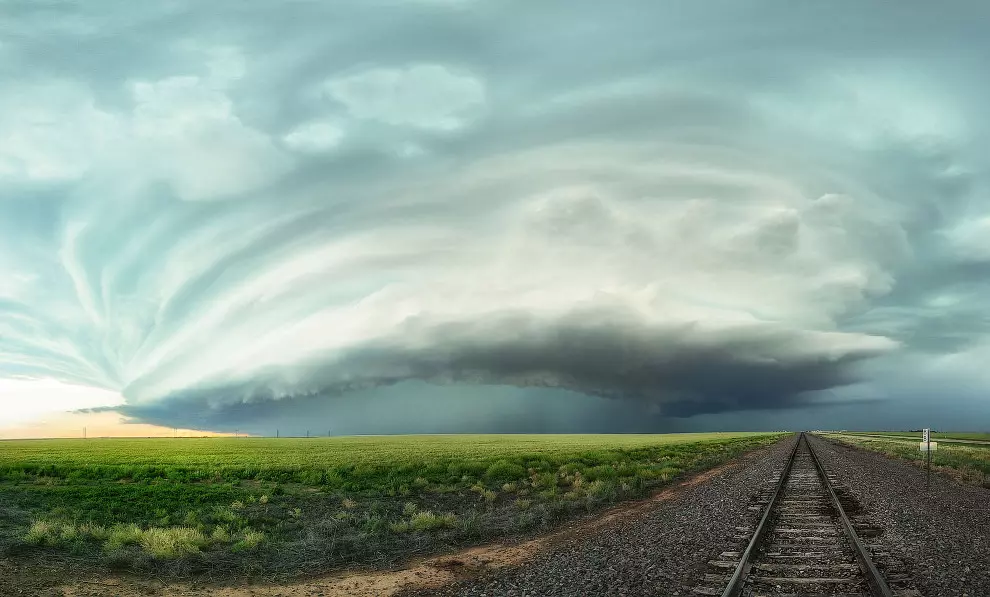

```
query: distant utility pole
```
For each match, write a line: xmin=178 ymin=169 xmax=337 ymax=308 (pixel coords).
xmin=276 ymin=429 xmax=279 ymax=438
xmin=83 ymin=427 xmax=86 ymax=439
xmin=306 ymin=430 xmax=309 ymax=438
xmin=328 ymin=429 xmax=331 ymax=438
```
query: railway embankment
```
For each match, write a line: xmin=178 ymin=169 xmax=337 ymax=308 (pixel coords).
xmin=810 ymin=434 xmax=989 ymax=596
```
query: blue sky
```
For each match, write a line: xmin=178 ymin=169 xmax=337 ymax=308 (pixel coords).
xmin=2 ymin=1 xmax=990 ymax=435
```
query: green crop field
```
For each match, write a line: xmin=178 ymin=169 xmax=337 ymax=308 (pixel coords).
xmin=820 ymin=433 xmax=990 ymax=488
xmin=0 ymin=432 xmax=783 ymax=579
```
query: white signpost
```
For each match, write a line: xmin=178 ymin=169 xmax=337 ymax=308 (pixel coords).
xmin=920 ymin=428 xmax=936 ymax=489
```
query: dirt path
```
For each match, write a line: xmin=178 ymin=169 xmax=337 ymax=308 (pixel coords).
xmin=36 ymin=453 xmax=763 ymax=597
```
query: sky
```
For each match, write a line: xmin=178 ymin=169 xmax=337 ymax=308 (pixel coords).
xmin=2 ymin=1 xmax=990 ymax=437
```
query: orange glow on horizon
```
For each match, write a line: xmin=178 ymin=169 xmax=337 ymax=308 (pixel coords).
xmin=0 ymin=411 xmax=237 ymax=440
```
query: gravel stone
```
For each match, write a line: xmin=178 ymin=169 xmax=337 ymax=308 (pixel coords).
xmin=404 ymin=437 xmax=796 ymax=597
xmin=808 ymin=434 xmax=990 ymax=596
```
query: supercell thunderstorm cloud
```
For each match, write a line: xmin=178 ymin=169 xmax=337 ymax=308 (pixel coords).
xmin=2 ymin=1 xmax=990 ymax=434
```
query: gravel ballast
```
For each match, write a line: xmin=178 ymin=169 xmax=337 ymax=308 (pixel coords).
xmin=808 ymin=434 xmax=990 ymax=596
xmin=404 ymin=436 xmax=797 ymax=597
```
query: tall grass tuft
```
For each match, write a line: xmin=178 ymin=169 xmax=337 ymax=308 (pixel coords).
xmin=139 ymin=527 xmax=208 ymax=558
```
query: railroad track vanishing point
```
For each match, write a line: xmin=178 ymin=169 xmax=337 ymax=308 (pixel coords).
xmin=693 ymin=432 xmax=920 ymax=597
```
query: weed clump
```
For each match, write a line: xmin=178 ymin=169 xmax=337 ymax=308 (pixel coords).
xmin=105 ymin=524 xmax=143 ymax=550
xmin=485 ymin=460 xmax=526 ymax=483
xmin=408 ymin=511 xmax=457 ymax=531
xmin=232 ymin=530 xmax=265 ymax=552
xmin=139 ymin=527 xmax=207 ymax=558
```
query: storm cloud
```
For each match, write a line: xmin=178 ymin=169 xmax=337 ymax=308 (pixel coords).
xmin=125 ymin=306 xmax=896 ymax=421
xmin=2 ymin=1 xmax=990 ymax=432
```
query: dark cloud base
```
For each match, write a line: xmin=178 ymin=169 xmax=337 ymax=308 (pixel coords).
xmin=109 ymin=382 xmax=870 ymax=436
xmin=115 ymin=307 xmax=892 ymax=433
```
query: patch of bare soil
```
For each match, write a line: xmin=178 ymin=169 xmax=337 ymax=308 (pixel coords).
xmin=23 ymin=455 xmax=756 ymax=597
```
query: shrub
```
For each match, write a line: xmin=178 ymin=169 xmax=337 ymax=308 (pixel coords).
xmin=211 ymin=525 xmax=232 ymax=542
xmin=485 ymin=460 xmax=526 ymax=483
xmin=657 ymin=466 xmax=681 ymax=482
xmin=105 ymin=524 xmax=143 ymax=551
xmin=458 ymin=510 xmax=483 ymax=537
xmin=79 ymin=523 xmax=109 ymax=541
xmin=515 ymin=511 xmax=537 ymax=530
xmin=533 ymin=472 xmax=557 ymax=489
xmin=231 ymin=530 xmax=265 ymax=552
xmin=409 ymin=511 xmax=457 ymax=531
xmin=25 ymin=521 xmax=55 ymax=545
xmin=299 ymin=470 xmax=324 ymax=485
xmin=58 ymin=523 xmax=80 ymax=542
xmin=362 ymin=514 xmax=387 ymax=533
xmin=585 ymin=480 xmax=617 ymax=508
xmin=139 ymin=527 xmax=207 ymax=558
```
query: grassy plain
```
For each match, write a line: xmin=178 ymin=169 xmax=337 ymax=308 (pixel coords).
xmin=0 ymin=432 xmax=783 ymax=579
xmin=841 ymin=431 xmax=990 ymax=443
xmin=821 ymin=433 xmax=990 ymax=488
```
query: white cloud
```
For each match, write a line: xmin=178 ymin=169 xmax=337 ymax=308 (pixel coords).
xmin=130 ymin=75 xmax=290 ymax=200
xmin=324 ymin=64 xmax=486 ymax=131
xmin=0 ymin=81 xmax=121 ymax=183
xmin=205 ymin=46 xmax=247 ymax=86
xmin=752 ymin=68 xmax=966 ymax=151
xmin=282 ymin=120 xmax=345 ymax=153
xmin=0 ymin=47 xmax=288 ymax=200
xmin=945 ymin=216 xmax=990 ymax=262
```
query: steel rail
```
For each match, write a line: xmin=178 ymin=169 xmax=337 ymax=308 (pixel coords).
xmin=806 ymin=434 xmax=896 ymax=597
xmin=721 ymin=433 xmax=894 ymax=597
xmin=719 ymin=433 xmax=800 ymax=597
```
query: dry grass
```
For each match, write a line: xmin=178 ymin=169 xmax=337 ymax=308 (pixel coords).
xmin=139 ymin=527 xmax=208 ymax=558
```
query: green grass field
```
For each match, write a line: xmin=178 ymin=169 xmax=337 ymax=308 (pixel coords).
xmin=0 ymin=432 xmax=784 ymax=579
xmin=841 ymin=431 xmax=990 ymax=443
xmin=821 ymin=433 xmax=990 ymax=488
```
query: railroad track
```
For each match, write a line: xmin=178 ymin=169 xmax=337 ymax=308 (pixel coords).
xmin=692 ymin=433 xmax=918 ymax=597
